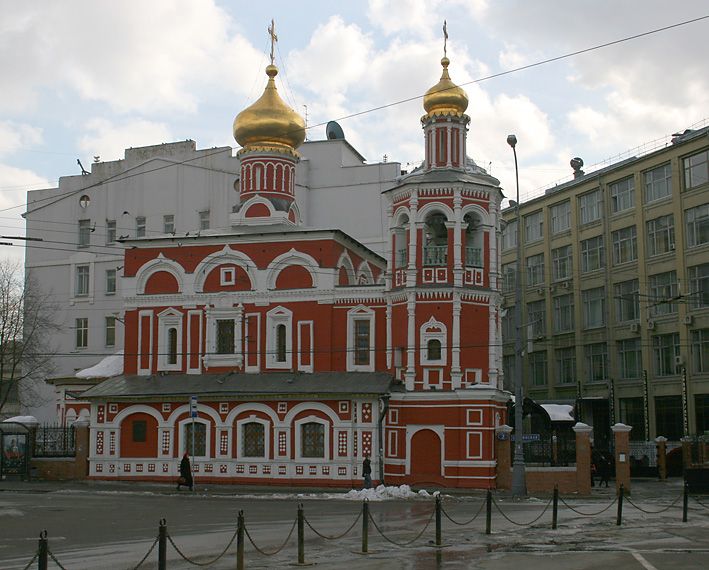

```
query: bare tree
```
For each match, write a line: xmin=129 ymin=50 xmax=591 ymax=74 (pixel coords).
xmin=0 ymin=259 xmax=58 ymax=416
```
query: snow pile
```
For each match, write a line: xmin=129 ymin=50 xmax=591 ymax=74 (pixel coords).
xmin=541 ymin=404 xmax=575 ymax=422
xmin=76 ymin=351 xmax=124 ymax=379
xmin=342 ymin=484 xmax=436 ymax=501
xmin=2 ymin=415 xmax=38 ymax=425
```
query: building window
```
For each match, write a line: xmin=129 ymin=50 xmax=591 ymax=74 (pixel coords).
xmin=501 ymin=263 xmax=517 ymax=293
xmin=555 ymin=347 xmax=576 ymax=385
xmin=354 ymin=320 xmax=370 ymax=365
xmin=529 ymin=351 xmax=547 ymax=386
xmin=75 ymin=317 xmax=88 ymax=348
xmin=524 ymin=211 xmax=543 ymax=243
xmin=132 ymin=420 xmax=147 ymax=443
xmin=611 ymin=226 xmax=637 ymax=265
xmin=427 ymin=339 xmax=442 ymax=361
xmin=610 ymin=176 xmax=635 ymax=213
xmin=644 ymin=163 xmax=672 ymax=203
xmin=684 ymin=149 xmax=709 ymax=190
xmin=552 ymin=294 xmax=574 ymax=334
xmin=220 ymin=267 xmax=236 ymax=286
xmin=619 ymin=398 xmax=646 ymax=441
xmin=691 ymin=329 xmax=709 ymax=374
xmin=614 ymin=279 xmax=639 ymax=322
xmin=685 ymin=203 xmax=709 ymax=248
xmin=649 ymin=271 xmax=678 ymax=316
xmin=688 ymin=264 xmax=709 ymax=308
xmin=78 ymin=219 xmax=91 ymax=247
xmin=216 ymin=319 xmax=235 ymax=355
xmin=158 ymin=310 xmax=182 ymax=371
xmin=163 ymin=215 xmax=175 ymax=234
xmin=75 ymin=265 xmax=89 ymax=296
xmin=578 ymin=189 xmax=602 ymax=225
xmin=585 ymin=343 xmax=608 ymax=382
xmin=266 ymin=307 xmax=292 ymax=369
xmin=580 ymin=235 xmax=604 ymax=273
xmin=502 ymin=219 xmax=517 ymax=250
xmin=696 ymin=394 xmax=709 ymax=435
xmin=502 ymin=354 xmax=515 ymax=392
xmin=655 ymin=396 xmax=683 ymax=441
xmin=501 ymin=310 xmax=515 ymax=340
xmin=301 ymin=422 xmax=325 ymax=458
xmin=652 ymin=333 xmax=681 ymax=376
xmin=551 ymin=245 xmax=572 ymax=281
xmin=525 ymin=253 xmax=544 ymax=287
xmin=199 ymin=210 xmax=210 ymax=231
xmin=276 ymin=324 xmax=287 ymax=362
xmin=582 ymin=287 xmax=605 ymax=329
xmin=184 ymin=422 xmax=207 ymax=457
xmin=136 ymin=216 xmax=146 ymax=237
xmin=106 ymin=220 xmax=116 ymax=244
xmin=106 ymin=269 xmax=116 ymax=295
xmin=167 ymin=327 xmax=178 ymax=365
xmin=550 ymin=201 xmax=570 ymax=235
xmin=646 ymin=214 xmax=675 ymax=256
xmin=527 ymin=300 xmax=546 ymax=338
xmin=423 ymin=212 xmax=448 ymax=266
xmin=617 ymin=338 xmax=641 ymax=379
xmin=242 ymin=422 xmax=265 ymax=457
xmin=105 ymin=316 xmax=116 ymax=347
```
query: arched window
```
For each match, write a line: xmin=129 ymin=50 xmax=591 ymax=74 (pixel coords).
xmin=242 ymin=422 xmax=265 ymax=457
xmin=427 ymin=338 xmax=442 ymax=361
xmin=301 ymin=422 xmax=325 ymax=458
xmin=464 ymin=212 xmax=483 ymax=267
xmin=424 ymin=212 xmax=448 ymax=266
xmin=276 ymin=324 xmax=287 ymax=362
xmin=394 ymin=214 xmax=409 ymax=268
xmin=168 ymin=327 xmax=178 ymax=365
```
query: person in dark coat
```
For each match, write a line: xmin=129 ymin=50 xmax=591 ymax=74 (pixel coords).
xmin=177 ymin=452 xmax=194 ymax=491
xmin=362 ymin=455 xmax=372 ymax=489
xmin=597 ymin=453 xmax=611 ymax=488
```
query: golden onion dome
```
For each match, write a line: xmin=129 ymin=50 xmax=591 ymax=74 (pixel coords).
xmin=233 ymin=64 xmax=306 ymax=154
xmin=423 ymin=57 xmax=468 ymax=116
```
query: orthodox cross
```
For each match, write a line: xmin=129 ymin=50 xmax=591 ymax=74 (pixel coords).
xmin=443 ymin=20 xmax=448 ymax=57
xmin=268 ymin=19 xmax=278 ymax=65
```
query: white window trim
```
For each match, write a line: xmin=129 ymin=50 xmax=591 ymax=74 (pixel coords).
xmin=266 ymin=306 xmax=293 ymax=369
xmin=157 ymin=308 xmax=183 ymax=371
xmin=297 ymin=321 xmax=314 ymax=372
xmin=220 ymin=267 xmax=236 ymax=286
xmin=236 ymin=416 xmax=271 ymax=460
xmin=204 ymin=305 xmax=243 ymax=368
xmin=346 ymin=306 xmax=375 ymax=372
xmin=420 ymin=317 xmax=447 ymax=365
xmin=178 ymin=417 xmax=210 ymax=460
xmin=245 ymin=312 xmax=261 ymax=373
xmin=105 ymin=268 xmax=117 ymax=295
xmin=69 ymin=258 xmax=95 ymax=304
xmin=387 ymin=430 xmax=398 ymax=456
xmin=294 ymin=416 xmax=330 ymax=462
xmin=466 ymin=432 xmax=483 ymax=459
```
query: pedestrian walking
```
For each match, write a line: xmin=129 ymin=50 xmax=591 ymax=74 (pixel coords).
xmin=362 ymin=455 xmax=372 ymax=489
xmin=177 ymin=452 xmax=194 ymax=491
xmin=597 ymin=453 xmax=611 ymax=488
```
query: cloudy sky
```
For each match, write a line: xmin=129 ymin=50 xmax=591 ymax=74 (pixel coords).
xmin=1 ymin=0 xmax=708 ymax=260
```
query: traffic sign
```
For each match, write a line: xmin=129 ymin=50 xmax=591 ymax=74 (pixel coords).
xmin=190 ymin=395 xmax=198 ymax=418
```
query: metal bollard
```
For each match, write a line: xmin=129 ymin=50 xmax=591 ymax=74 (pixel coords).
xmin=435 ymin=495 xmax=442 ymax=547
xmin=683 ymin=481 xmax=689 ymax=523
xmin=362 ymin=500 xmax=369 ymax=553
xmin=237 ymin=510 xmax=245 ymax=570
xmin=297 ymin=503 xmax=305 ymax=565
xmin=552 ymin=486 xmax=559 ymax=530
xmin=38 ymin=530 xmax=48 ymax=570
xmin=616 ymin=484 xmax=624 ymax=526
xmin=158 ymin=518 xmax=167 ymax=570
xmin=485 ymin=490 xmax=492 ymax=535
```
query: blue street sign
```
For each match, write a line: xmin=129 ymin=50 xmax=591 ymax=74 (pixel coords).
xmin=510 ymin=433 xmax=540 ymax=442
xmin=190 ymin=395 xmax=198 ymax=418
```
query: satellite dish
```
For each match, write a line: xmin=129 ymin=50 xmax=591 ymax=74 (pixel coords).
xmin=326 ymin=121 xmax=345 ymax=140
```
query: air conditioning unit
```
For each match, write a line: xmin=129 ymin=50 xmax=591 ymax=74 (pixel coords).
xmin=669 ymin=243 xmax=676 ymax=251
xmin=537 ymin=287 xmax=545 ymax=295
xmin=683 ymin=315 xmax=694 ymax=325
xmin=629 ymin=323 xmax=640 ymax=333
xmin=674 ymin=355 xmax=684 ymax=366
xmin=561 ymin=281 xmax=570 ymax=289
xmin=647 ymin=320 xmax=656 ymax=330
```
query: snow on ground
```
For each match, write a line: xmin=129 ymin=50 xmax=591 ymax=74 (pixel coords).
xmin=75 ymin=351 xmax=123 ymax=378
xmin=341 ymin=484 xmax=439 ymax=501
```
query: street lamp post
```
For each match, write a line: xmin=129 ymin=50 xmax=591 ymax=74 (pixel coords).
xmin=507 ymin=134 xmax=527 ymax=498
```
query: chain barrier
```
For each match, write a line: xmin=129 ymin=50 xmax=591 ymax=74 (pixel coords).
xmin=559 ymin=495 xmax=618 ymax=516
xmin=367 ymin=507 xmax=435 ymax=547
xmin=48 ymin=549 xmax=70 ymax=570
xmin=625 ymin=491 xmax=683 ymax=514
xmin=19 ymin=551 xmax=38 ymax=570
xmin=304 ymin=509 xmax=362 ymax=540
xmin=129 ymin=536 xmax=159 ymax=570
xmin=441 ymin=499 xmax=486 ymax=526
xmin=244 ymin=517 xmax=298 ymax=556
xmin=690 ymin=496 xmax=709 ymax=509
xmin=492 ymin=496 xmax=552 ymax=527
xmin=167 ymin=525 xmax=239 ymax=567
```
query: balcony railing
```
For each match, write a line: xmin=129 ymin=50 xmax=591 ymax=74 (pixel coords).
xmin=465 ymin=247 xmax=482 ymax=267
xmin=423 ymin=245 xmax=448 ymax=266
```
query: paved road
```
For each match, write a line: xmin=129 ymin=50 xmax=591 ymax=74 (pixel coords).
xmin=1 ymin=481 xmax=708 ymax=569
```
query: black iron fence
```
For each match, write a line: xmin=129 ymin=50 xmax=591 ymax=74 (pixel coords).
xmin=33 ymin=424 xmax=76 ymax=457
xmin=513 ymin=435 xmax=576 ymax=467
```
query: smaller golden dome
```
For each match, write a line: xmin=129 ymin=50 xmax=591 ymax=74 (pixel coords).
xmin=423 ymin=57 xmax=468 ymax=116
xmin=233 ymin=64 xmax=306 ymax=154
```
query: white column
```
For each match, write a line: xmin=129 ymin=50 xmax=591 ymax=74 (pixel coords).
xmin=488 ymin=296 xmax=499 ymax=387
xmin=385 ymin=203 xmax=393 ymax=290
xmin=453 ymin=190 xmax=463 ymax=286
xmin=446 ymin=124 xmax=452 ymax=168
xmin=451 ymin=292 xmax=462 ymax=388
xmin=386 ymin=300 xmax=393 ymax=369
xmin=407 ymin=192 xmax=418 ymax=287
xmin=405 ymin=291 xmax=416 ymax=390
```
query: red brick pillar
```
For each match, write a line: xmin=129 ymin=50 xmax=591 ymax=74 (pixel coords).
xmin=495 ymin=425 xmax=513 ymax=490
xmin=573 ymin=423 xmax=593 ymax=495
xmin=655 ymin=436 xmax=667 ymax=481
xmin=74 ymin=420 xmax=90 ymax=479
xmin=612 ymin=423 xmax=632 ymax=495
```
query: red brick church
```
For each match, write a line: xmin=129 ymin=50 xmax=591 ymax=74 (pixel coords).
xmin=81 ymin=35 xmax=508 ymax=488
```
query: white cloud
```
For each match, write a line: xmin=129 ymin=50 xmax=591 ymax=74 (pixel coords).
xmin=498 ymin=44 xmax=527 ymax=70
xmin=77 ymin=118 xmax=173 ymax=163
xmin=0 ymin=122 xmax=43 ymax=156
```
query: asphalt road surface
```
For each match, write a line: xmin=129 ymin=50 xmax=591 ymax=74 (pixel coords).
xmin=1 ymin=485 xmax=708 ymax=569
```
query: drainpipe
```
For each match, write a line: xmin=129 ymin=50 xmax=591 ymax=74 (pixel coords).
xmin=378 ymin=395 xmax=390 ymax=486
